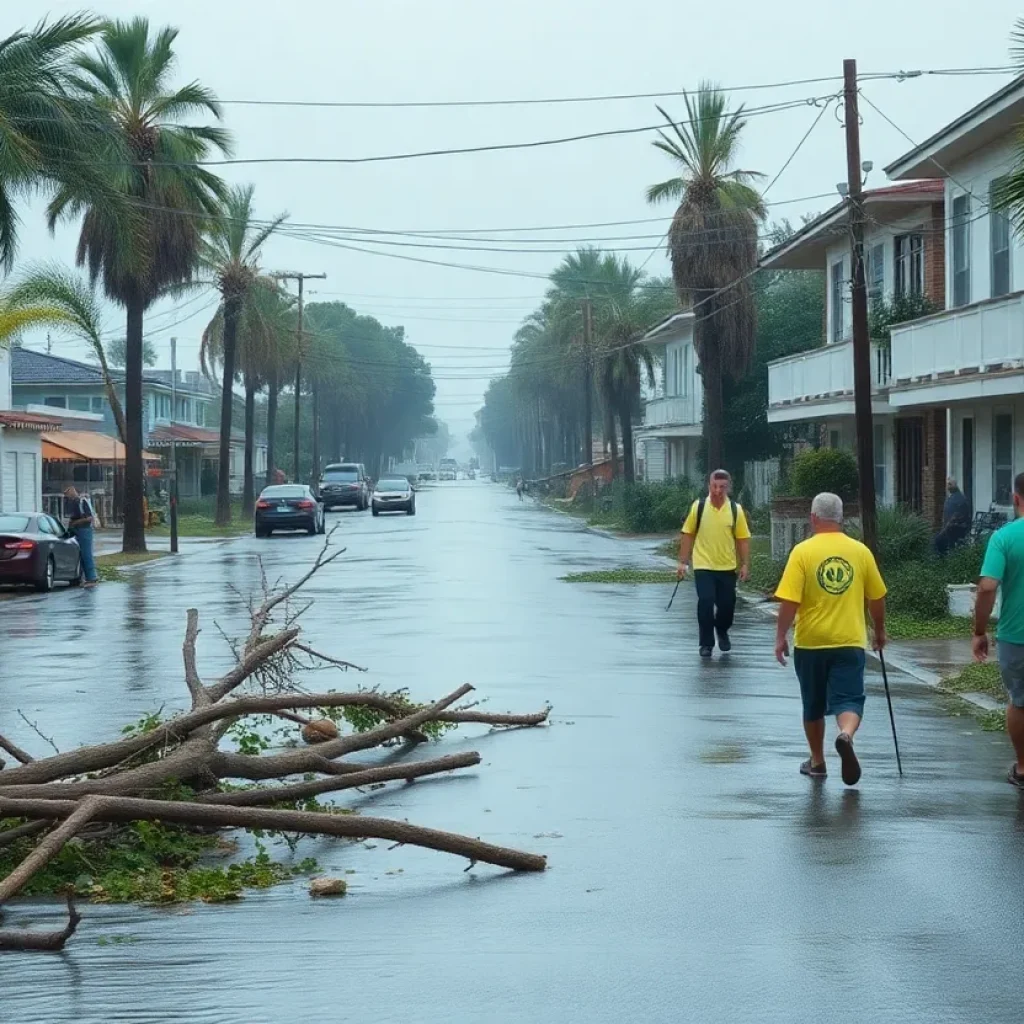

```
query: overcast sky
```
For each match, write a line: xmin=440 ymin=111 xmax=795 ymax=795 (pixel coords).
xmin=8 ymin=0 xmax=1023 ymax=455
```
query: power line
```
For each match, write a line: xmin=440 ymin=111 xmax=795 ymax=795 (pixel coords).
xmin=211 ymin=66 xmax=1017 ymax=109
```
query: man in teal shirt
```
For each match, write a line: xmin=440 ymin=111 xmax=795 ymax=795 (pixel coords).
xmin=974 ymin=471 xmax=1024 ymax=788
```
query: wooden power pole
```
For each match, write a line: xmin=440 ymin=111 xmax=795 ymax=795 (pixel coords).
xmin=843 ymin=58 xmax=878 ymax=552
xmin=581 ymin=298 xmax=594 ymax=469
xmin=272 ymin=271 xmax=326 ymax=483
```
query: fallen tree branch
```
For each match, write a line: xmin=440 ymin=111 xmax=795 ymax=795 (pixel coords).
xmin=0 ymin=796 xmax=548 ymax=873
xmin=0 ymin=732 xmax=34 ymax=765
xmin=200 ymin=751 xmax=481 ymax=807
xmin=0 ymin=892 xmax=81 ymax=952
xmin=0 ymin=820 xmax=49 ymax=850
xmin=0 ymin=797 xmax=102 ymax=903
xmin=182 ymin=609 xmax=208 ymax=709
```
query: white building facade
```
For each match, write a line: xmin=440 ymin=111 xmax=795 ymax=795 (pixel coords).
xmin=635 ymin=311 xmax=704 ymax=484
xmin=763 ymin=181 xmax=948 ymax=522
xmin=885 ymin=75 xmax=1024 ymax=517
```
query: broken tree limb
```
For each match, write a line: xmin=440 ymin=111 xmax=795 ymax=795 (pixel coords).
xmin=200 ymin=751 xmax=482 ymax=807
xmin=212 ymin=684 xmax=474 ymax=781
xmin=0 ymin=796 xmax=548 ymax=873
xmin=0 ymin=797 xmax=102 ymax=903
xmin=0 ymin=892 xmax=82 ymax=952
xmin=182 ymin=609 xmax=208 ymax=709
xmin=0 ymin=732 xmax=34 ymax=765
xmin=0 ymin=820 xmax=49 ymax=850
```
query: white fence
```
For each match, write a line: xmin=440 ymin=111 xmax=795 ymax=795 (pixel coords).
xmin=642 ymin=395 xmax=700 ymax=427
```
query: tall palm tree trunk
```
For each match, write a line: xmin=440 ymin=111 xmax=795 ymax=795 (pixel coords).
xmin=121 ymin=297 xmax=147 ymax=553
xmin=92 ymin=346 xmax=127 ymax=445
xmin=619 ymin=402 xmax=636 ymax=484
xmin=265 ymin=368 xmax=278 ymax=487
xmin=699 ymin=312 xmax=725 ymax=473
xmin=242 ymin=369 xmax=256 ymax=515
xmin=215 ymin=295 xmax=241 ymax=526
xmin=604 ymin=406 xmax=619 ymax=481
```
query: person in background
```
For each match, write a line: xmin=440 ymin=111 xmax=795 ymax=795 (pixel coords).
xmin=973 ymin=471 xmax=1024 ymax=788
xmin=677 ymin=469 xmax=751 ymax=658
xmin=934 ymin=477 xmax=972 ymax=555
xmin=64 ymin=486 xmax=99 ymax=587
xmin=516 ymin=477 xmax=525 ymax=501
xmin=774 ymin=492 xmax=887 ymax=785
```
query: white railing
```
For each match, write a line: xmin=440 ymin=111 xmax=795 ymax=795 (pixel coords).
xmin=890 ymin=291 xmax=1024 ymax=381
xmin=643 ymin=395 xmax=700 ymax=427
xmin=768 ymin=341 xmax=891 ymax=406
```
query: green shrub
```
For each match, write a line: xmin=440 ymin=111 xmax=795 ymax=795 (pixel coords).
xmin=875 ymin=505 xmax=931 ymax=568
xmin=746 ymin=504 xmax=770 ymax=535
xmin=789 ymin=448 xmax=859 ymax=500
xmin=620 ymin=479 xmax=699 ymax=533
xmin=940 ymin=539 xmax=987 ymax=584
xmin=747 ymin=553 xmax=785 ymax=594
xmin=884 ymin=561 xmax=949 ymax=619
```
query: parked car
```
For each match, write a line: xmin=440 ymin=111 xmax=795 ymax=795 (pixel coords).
xmin=255 ymin=485 xmax=325 ymax=537
xmin=372 ymin=476 xmax=416 ymax=516
xmin=0 ymin=512 xmax=83 ymax=591
xmin=439 ymin=457 xmax=458 ymax=481
xmin=318 ymin=463 xmax=370 ymax=510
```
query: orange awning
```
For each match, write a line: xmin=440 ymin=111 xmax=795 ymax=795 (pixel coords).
xmin=41 ymin=431 xmax=160 ymax=463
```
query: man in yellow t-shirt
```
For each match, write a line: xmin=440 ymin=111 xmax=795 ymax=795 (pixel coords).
xmin=774 ymin=492 xmax=887 ymax=786
xmin=678 ymin=469 xmax=751 ymax=658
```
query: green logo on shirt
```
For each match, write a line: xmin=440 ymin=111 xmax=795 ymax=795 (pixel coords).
xmin=817 ymin=556 xmax=854 ymax=595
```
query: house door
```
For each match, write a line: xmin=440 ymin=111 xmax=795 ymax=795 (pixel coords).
xmin=895 ymin=417 xmax=924 ymax=512
xmin=18 ymin=452 xmax=37 ymax=512
xmin=961 ymin=418 xmax=975 ymax=510
xmin=1 ymin=452 xmax=15 ymax=513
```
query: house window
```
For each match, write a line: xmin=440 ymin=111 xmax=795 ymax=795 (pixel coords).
xmin=91 ymin=396 xmax=105 ymax=413
xmin=831 ymin=260 xmax=845 ymax=342
xmin=993 ymin=411 xmax=1014 ymax=505
xmin=894 ymin=234 xmax=924 ymax=299
xmin=681 ymin=346 xmax=690 ymax=397
xmin=990 ymin=178 xmax=1012 ymax=298
xmin=873 ymin=423 xmax=886 ymax=500
xmin=867 ymin=243 xmax=885 ymax=305
xmin=68 ymin=396 xmax=92 ymax=412
xmin=952 ymin=194 xmax=971 ymax=307
xmin=829 ymin=429 xmax=841 ymax=449
xmin=43 ymin=396 xmax=66 ymax=408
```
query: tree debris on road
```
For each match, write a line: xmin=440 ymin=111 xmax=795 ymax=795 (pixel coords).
xmin=0 ymin=536 xmax=549 ymax=951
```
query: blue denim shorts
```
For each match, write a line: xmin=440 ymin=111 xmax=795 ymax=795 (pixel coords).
xmin=793 ymin=647 xmax=866 ymax=722
xmin=998 ymin=640 xmax=1024 ymax=709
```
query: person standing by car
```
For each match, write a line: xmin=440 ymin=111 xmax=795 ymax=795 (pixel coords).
xmin=774 ymin=492 xmax=887 ymax=785
xmin=64 ymin=486 xmax=99 ymax=587
xmin=973 ymin=471 xmax=1024 ymax=789
xmin=677 ymin=469 xmax=751 ymax=658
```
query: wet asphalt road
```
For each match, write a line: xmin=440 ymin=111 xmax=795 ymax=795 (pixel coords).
xmin=2 ymin=482 xmax=1024 ymax=1023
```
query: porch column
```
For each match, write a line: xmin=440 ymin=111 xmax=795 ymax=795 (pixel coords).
xmin=922 ymin=407 xmax=948 ymax=530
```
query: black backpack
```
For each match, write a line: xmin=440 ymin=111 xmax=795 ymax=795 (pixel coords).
xmin=693 ymin=496 xmax=739 ymax=536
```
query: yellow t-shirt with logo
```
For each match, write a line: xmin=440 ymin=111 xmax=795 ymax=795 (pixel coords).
xmin=681 ymin=498 xmax=751 ymax=571
xmin=774 ymin=532 xmax=887 ymax=649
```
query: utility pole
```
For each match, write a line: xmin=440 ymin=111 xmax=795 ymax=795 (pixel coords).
xmin=169 ymin=337 xmax=179 ymax=554
xmin=271 ymin=271 xmax=326 ymax=483
xmin=46 ymin=332 xmax=52 ymax=356
xmin=581 ymin=298 xmax=594 ymax=469
xmin=843 ymin=58 xmax=878 ymax=552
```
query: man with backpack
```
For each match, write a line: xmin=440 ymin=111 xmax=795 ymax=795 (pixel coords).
xmin=677 ymin=469 xmax=751 ymax=658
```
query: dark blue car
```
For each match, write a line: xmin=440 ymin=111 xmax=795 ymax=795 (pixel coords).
xmin=255 ymin=485 xmax=325 ymax=537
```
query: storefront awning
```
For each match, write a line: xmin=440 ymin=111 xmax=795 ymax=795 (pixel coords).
xmin=41 ymin=431 xmax=160 ymax=463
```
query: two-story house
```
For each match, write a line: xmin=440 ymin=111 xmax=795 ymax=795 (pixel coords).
xmin=0 ymin=346 xmax=62 ymax=513
xmin=884 ymin=74 xmax=1024 ymax=519
xmin=635 ymin=310 xmax=703 ymax=483
xmin=9 ymin=349 xmax=264 ymax=500
xmin=762 ymin=180 xmax=947 ymax=520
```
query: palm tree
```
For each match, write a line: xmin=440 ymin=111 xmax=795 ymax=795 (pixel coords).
xmin=646 ymin=84 xmax=765 ymax=472
xmin=197 ymin=184 xmax=287 ymax=523
xmin=0 ymin=14 xmax=102 ymax=272
xmin=47 ymin=17 xmax=231 ymax=552
xmin=6 ymin=264 xmax=127 ymax=443
xmin=201 ymin=277 xmax=292 ymax=514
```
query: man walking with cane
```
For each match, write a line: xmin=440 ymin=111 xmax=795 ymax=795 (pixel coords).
xmin=973 ymin=471 xmax=1024 ymax=788
xmin=677 ymin=469 xmax=751 ymax=658
xmin=774 ymin=492 xmax=887 ymax=785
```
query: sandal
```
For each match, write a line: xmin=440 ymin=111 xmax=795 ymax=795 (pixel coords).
xmin=835 ymin=732 xmax=861 ymax=786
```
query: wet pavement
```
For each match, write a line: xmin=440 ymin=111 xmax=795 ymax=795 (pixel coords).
xmin=2 ymin=482 xmax=1024 ymax=1023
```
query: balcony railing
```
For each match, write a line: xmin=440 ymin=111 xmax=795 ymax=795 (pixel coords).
xmin=768 ymin=341 xmax=891 ymax=407
xmin=642 ymin=394 xmax=701 ymax=428
xmin=890 ymin=291 xmax=1024 ymax=382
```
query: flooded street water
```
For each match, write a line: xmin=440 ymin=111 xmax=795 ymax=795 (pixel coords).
xmin=2 ymin=482 xmax=1024 ymax=1023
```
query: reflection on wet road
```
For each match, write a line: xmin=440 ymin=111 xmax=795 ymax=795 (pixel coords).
xmin=2 ymin=482 xmax=1024 ymax=1023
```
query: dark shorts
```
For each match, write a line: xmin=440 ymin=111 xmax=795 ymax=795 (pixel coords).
xmin=793 ymin=647 xmax=866 ymax=722
xmin=998 ymin=640 xmax=1024 ymax=709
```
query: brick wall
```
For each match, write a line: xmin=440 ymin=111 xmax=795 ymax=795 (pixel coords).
xmin=921 ymin=407 xmax=947 ymax=529
xmin=924 ymin=201 xmax=946 ymax=306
